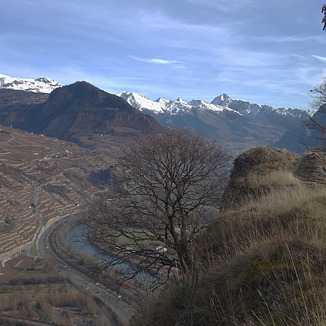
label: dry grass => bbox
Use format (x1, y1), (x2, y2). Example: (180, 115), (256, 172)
(131, 159), (326, 326)
(0, 266), (113, 325)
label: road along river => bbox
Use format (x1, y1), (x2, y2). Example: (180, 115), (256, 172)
(65, 223), (158, 284)
(38, 213), (135, 326)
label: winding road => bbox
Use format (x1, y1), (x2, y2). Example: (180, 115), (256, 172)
(37, 214), (135, 326)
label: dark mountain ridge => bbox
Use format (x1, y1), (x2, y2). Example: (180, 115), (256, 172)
(0, 82), (163, 145)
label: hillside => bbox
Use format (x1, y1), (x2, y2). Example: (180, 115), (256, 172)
(0, 82), (164, 149)
(131, 147), (326, 326)
(0, 89), (48, 108)
(0, 125), (117, 266)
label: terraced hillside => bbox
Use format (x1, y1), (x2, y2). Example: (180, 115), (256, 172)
(0, 125), (115, 265)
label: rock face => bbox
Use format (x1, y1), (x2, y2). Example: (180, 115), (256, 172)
(295, 152), (326, 184)
(0, 82), (164, 146)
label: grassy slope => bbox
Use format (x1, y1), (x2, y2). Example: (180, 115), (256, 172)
(131, 147), (326, 326)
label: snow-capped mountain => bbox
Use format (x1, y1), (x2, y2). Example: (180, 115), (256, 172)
(0, 73), (309, 154)
(118, 91), (308, 154)
(212, 93), (306, 120)
(0, 74), (64, 93)
(118, 91), (240, 115)
(118, 91), (306, 121)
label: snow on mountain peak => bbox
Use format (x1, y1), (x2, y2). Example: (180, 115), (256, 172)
(0, 74), (64, 93)
(211, 93), (232, 106)
(117, 91), (166, 113)
(117, 91), (306, 121)
(188, 99), (227, 112)
(118, 91), (241, 116)
(155, 97), (171, 105)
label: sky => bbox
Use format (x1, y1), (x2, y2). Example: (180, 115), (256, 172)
(1, 0), (326, 110)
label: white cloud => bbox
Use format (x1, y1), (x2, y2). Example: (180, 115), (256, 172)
(313, 55), (326, 63)
(139, 11), (230, 36)
(256, 35), (326, 44)
(130, 56), (183, 65)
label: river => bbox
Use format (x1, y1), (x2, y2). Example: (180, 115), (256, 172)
(65, 223), (157, 283)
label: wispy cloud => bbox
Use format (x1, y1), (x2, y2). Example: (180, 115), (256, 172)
(185, 0), (255, 12)
(130, 56), (183, 65)
(255, 35), (326, 44)
(139, 11), (230, 36)
(1, 0), (325, 110)
(313, 55), (326, 63)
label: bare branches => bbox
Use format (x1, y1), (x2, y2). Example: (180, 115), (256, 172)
(87, 130), (230, 285)
(305, 78), (326, 151)
(309, 77), (326, 112)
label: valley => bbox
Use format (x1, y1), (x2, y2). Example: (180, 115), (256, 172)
(0, 125), (116, 266)
(0, 76), (324, 326)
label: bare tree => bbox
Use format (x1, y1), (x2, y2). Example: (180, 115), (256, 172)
(303, 5), (326, 149)
(309, 77), (326, 112)
(87, 130), (230, 285)
(304, 78), (326, 151)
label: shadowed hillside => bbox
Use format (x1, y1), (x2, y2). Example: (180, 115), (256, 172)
(0, 82), (164, 148)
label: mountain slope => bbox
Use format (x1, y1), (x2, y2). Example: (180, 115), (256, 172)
(0, 73), (309, 154)
(0, 74), (63, 93)
(0, 82), (164, 147)
(0, 89), (49, 109)
(118, 91), (307, 154)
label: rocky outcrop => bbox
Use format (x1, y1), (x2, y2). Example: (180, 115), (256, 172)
(222, 147), (300, 207)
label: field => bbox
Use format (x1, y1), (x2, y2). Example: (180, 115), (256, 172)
(0, 257), (112, 325)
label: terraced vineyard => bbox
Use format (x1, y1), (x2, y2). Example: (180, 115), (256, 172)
(0, 125), (115, 266)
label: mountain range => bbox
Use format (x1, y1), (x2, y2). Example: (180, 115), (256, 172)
(0, 74), (310, 154)
(118, 91), (308, 153)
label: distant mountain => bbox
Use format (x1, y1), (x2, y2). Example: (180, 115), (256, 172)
(0, 73), (309, 154)
(118, 91), (308, 154)
(0, 82), (163, 147)
(0, 74), (63, 93)
(211, 94), (306, 129)
(274, 104), (326, 154)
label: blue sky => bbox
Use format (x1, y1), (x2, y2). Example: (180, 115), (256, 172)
(1, 0), (326, 110)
